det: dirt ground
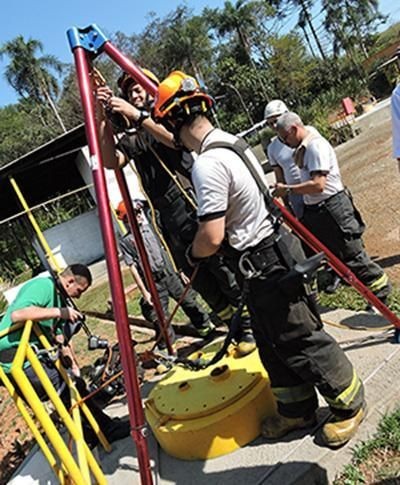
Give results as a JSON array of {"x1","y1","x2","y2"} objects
[
  {"x1": 0, "y1": 111, "x2": 399, "y2": 483},
  {"x1": 336, "y1": 115, "x2": 400, "y2": 285}
]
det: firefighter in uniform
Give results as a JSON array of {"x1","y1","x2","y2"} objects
[
  {"x1": 96, "y1": 69, "x2": 256, "y2": 354},
  {"x1": 116, "y1": 199, "x2": 213, "y2": 345},
  {"x1": 274, "y1": 112, "x2": 391, "y2": 308},
  {"x1": 264, "y1": 101, "x2": 341, "y2": 293},
  {"x1": 152, "y1": 70, "x2": 366, "y2": 448}
]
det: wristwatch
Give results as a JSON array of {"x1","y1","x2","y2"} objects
[{"x1": 136, "y1": 110, "x2": 150, "y2": 127}]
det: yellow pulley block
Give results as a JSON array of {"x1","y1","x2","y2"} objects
[{"x1": 145, "y1": 341, "x2": 277, "y2": 460}]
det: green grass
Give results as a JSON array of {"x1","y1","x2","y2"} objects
[
  {"x1": 74, "y1": 268, "x2": 201, "y2": 370},
  {"x1": 318, "y1": 278, "x2": 400, "y2": 315},
  {"x1": 334, "y1": 407, "x2": 400, "y2": 484}
]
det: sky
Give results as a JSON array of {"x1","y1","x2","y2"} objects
[
  {"x1": 1, "y1": 0, "x2": 400, "y2": 108},
  {"x1": 0, "y1": 0, "x2": 226, "y2": 107}
]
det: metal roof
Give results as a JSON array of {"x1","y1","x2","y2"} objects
[
  {"x1": 0, "y1": 123, "x2": 87, "y2": 181},
  {"x1": 0, "y1": 124, "x2": 88, "y2": 220}
]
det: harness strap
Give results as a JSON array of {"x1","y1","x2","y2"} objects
[
  {"x1": 202, "y1": 138, "x2": 281, "y2": 224},
  {"x1": 202, "y1": 138, "x2": 303, "y2": 270}
]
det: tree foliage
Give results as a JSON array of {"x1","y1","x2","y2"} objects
[
  {"x1": 322, "y1": 0, "x2": 387, "y2": 57},
  {"x1": 0, "y1": 0, "x2": 396, "y2": 281},
  {"x1": 0, "y1": 0, "x2": 394, "y2": 166},
  {"x1": 0, "y1": 35, "x2": 67, "y2": 132}
]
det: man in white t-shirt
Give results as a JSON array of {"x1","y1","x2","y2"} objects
[
  {"x1": 275, "y1": 112, "x2": 391, "y2": 306},
  {"x1": 263, "y1": 100, "x2": 304, "y2": 219},
  {"x1": 264, "y1": 100, "x2": 340, "y2": 293},
  {"x1": 152, "y1": 70, "x2": 366, "y2": 448},
  {"x1": 391, "y1": 82, "x2": 400, "y2": 170}
]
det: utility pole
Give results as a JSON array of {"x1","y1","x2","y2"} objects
[{"x1": 297, "y1": 0, "x2": 326, "y2": 60}]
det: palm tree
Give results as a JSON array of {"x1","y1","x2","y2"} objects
[
  {"x1": 265, "y1": 0, "x2": 326, "y2": 59},
  {"x1": 163, "y1": 7, "x2": 213, "y2": 81},
  {"x1": 0, "y1": 36, "x2": 66, "y2": 131},
  {"x1": 296, "y1": 0, "x2": 326, "y2": 59},
  {"x1": 205, "y1": 0, "x2": 273, "y2": 100},
  {"x1": 322, "y1": 0, "x2": 387, "y2": 58}
]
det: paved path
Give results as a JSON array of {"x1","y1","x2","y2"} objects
[{"x1": 10, "y1": 308, "x2": 399, "y2": 485}]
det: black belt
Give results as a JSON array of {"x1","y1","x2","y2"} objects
[
  {"x1": 304, "y1": 190, "x2": 344, "y2": 211},
  {"x1": 222, "y1": 232, "x2": 276, "y2": 260}
]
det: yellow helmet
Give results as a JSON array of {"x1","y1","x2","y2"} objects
[
  {"x1": 153, "y1": 70, "x2": 213, "y2": 121},
  {"x1": 118, "y1": 68, "x2": 160, "y2": 98}
]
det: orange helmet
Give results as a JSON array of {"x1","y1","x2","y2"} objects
[
  {"x1": 116, "y1": 200, "x2": 127, "y2": 221},
  {"x1": 153, "y1": 70, "x2": 213, "y2": 121},
  {"x1": 116, "y1": 200, "x2": 144, "y2": 220},
  {"x1": 118, "y1": 68, "x2": 160, "y2": 98}
]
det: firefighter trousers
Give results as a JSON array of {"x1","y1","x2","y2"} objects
[
  {"x1": 232, "y1": 234, "x2": 365, "y2": 419},
  {"x1": 302, "y1": 191, "x2": 390, "y2": 300},
  {"x1": 140, "y1": 264, "x2": 210, "y2": 346}
]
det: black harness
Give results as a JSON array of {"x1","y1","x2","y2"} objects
[
  {"x1": 183, "y1": 137, "x2": 324, "y2": 371},
  {"x1": 201, "y1": 138, "x2": 307, "y2": 273}
]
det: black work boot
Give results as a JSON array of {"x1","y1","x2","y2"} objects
[{"x1": 103, "y1": 417, "x2": 131, "y2": 443}]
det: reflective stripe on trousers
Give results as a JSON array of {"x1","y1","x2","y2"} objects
[{"x1": 324, "y1": 370, "x2": 362, "y2": 410}]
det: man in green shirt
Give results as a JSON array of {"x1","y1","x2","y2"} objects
[
  {"x1": 0, "y1": 265, "x2": 88, "y2": 375},
  {"x1": 0, "y1": 264, "x2": 130, "y2": 446}
]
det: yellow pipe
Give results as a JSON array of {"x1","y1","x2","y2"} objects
[
  {"x1": 12, "y1": 319, "x2": 32, "y2": 369},
  {"x1": 12, "y1": 322, "x2": 106, "y2": 483},
  {"x1": 71, "y1": 386, "x2": 91, "y2": 484},
  {"x1": 10, "y1": 322, "x2": 85, "y2": 483},
  {"x1": 11, "y1": 367, "x2": 86, "y2": 484},
  {"x1": 9, "y1": 176, "x2": 61, "y2": 273},
  {"x1": 26, "y1": 347, "x2": 107, "y2": 484},
  {"x1": 0, "y1": 367, "x2": 65, "y2": 483},
  {"x1": 34, "y1": 325, "x2": 111, "y2": 452},
  {"x1": 79, "y1": 396, "x2": 112, "y2": 453}
]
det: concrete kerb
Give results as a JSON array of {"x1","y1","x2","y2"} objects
[
  {"x1": 353, "y1": 97, "x2": 391, "y2": 134},
  {"x1": 10, "y1": 307, "x2": 400, "y2": 484}
]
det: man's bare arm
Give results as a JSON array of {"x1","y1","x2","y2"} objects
[
  {"x1": 96, "y1": 86, "x2": 126, "y2": 169},
  {"x1": 129, "y1": 264, "x2": 152, "y2": 306},
  {"x1": 11, "y1": 306, "x2": 82, "y2": 323},
  {"x1": 273, "y1": 173, "x2": 327, "y2": 197},
  {"x1": 192, "y1": 217, "x2": 226, "y2": 258},
  {"x1": 105, "y1": 94, "x2": 176, "y2": 149}
]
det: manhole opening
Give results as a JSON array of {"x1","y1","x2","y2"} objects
[{"x1": 210, "y1": 364, "x2": 229, "y2": 377}]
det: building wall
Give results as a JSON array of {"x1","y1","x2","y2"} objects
[
  {"x1": 32, "y1": 209, "x2": 104, "y2": 270},
  {"x1": 76, "y1": 147, "x2": 145, "y2": 207},
  {"x1": 31, "y1": 148, "x2": 147, "y2": 270}
]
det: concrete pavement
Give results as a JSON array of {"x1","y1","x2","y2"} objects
[{"x1": 10, "y1": 308, "x2": 400, "y2": 484}]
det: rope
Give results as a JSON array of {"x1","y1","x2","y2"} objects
[
  {"x1": 149, "y1": 266, "x2": 199, "y2": 351},
  {"x1": 69, "y1": 370, "x2": 124, "y2": 413},
  {"x1": 113, "y1": 130, "x2": 179, "y2": 272},
  {"x1": 127, "y1": 159, "x2": 179, "y2": 273},
  {"x1": 144, "y1": 141, "x2": 197, "y2": 210}
]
